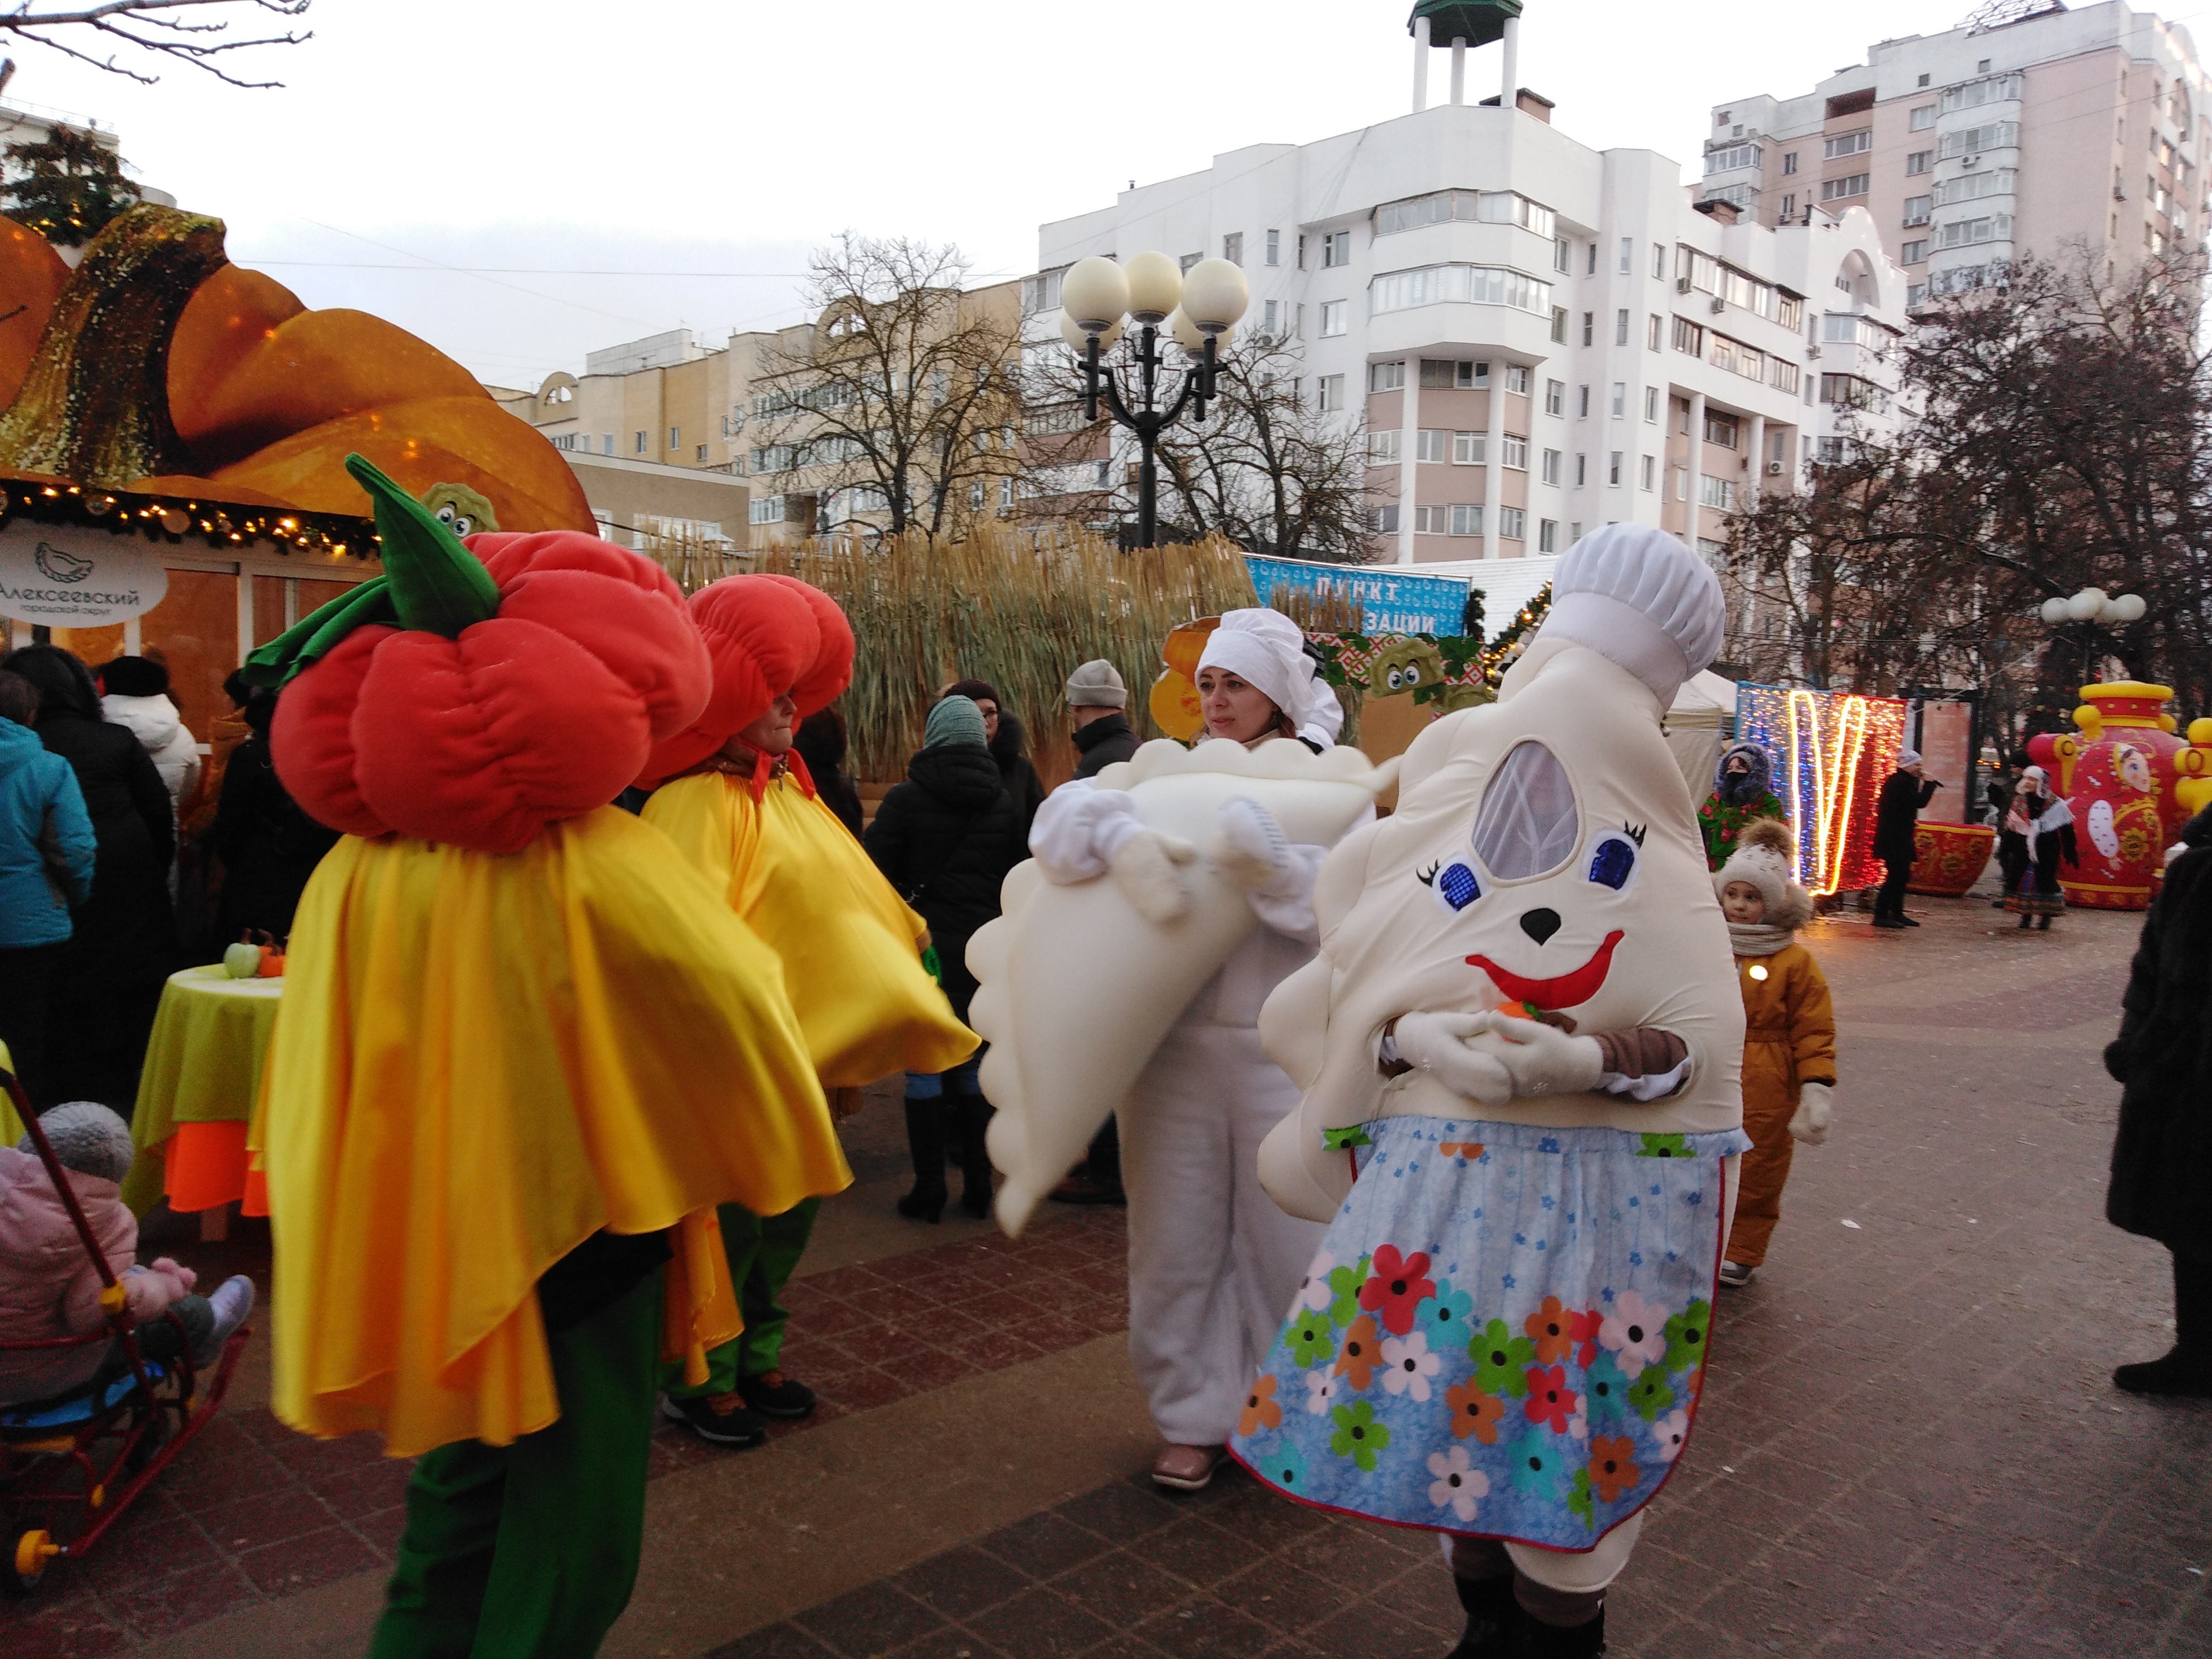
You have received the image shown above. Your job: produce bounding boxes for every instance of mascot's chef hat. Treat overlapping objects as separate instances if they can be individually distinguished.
[1197,608,1345,747]
[1535,525,1724,706]
[637,573,855,787]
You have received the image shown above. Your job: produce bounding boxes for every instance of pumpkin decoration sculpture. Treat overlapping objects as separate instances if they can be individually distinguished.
[2028,682,2212,910]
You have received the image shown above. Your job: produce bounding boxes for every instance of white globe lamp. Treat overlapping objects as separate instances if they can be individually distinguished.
[1180,258,1252,332]
[2114,592,2148,623]
[1059,257,1128,335]
[2039,597,2070,625]
[2066,588,2107,623]
[1123,252,1183,325]
[1060,311,1123,354]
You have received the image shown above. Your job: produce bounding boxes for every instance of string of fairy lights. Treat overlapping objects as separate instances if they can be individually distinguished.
[0,477,378,559]
[1736,683,1908,896]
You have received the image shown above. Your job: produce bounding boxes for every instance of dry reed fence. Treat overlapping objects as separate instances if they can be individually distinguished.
[709,523,1261,785]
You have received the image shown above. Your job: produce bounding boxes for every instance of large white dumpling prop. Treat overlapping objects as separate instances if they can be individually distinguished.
[968,737,1394,1236]
[1255,525,1747,1224]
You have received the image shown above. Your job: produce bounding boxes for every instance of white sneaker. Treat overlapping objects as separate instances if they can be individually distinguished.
[195,1275,256,1363]
[1716,1260,1756,1289]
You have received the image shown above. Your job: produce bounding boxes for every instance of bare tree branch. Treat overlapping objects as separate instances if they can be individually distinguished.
[1,0,310,88]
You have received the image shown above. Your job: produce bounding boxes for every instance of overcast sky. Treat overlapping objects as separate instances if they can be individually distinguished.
[9,0,2202,388]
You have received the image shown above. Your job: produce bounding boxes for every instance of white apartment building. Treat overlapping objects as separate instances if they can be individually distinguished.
[1030,29,1907,567]
[1704,0,2210,304]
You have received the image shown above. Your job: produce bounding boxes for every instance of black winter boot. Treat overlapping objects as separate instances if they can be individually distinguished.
[897,1095,948,1223]
[1511,1605,1605,1657]
[953,1095,996,1219]
[1448,1570,1521,1658]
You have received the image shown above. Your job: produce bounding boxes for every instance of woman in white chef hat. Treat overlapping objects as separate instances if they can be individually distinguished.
[1026,607,1351,1491]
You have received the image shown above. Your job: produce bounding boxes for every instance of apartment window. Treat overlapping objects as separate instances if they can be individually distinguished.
[1614,308,1630,345]
[1703,410,1739,448]
[1544,378,1565,415]
[1581,311,1594,346]
[1505,364,1531,394]
[1618,237,1633,273]
[1780,193,1796,217]
[1917,72,1930,87]
[1322,230,1351,267]
[1570,521,1583,543]
[1653,244,1667,279]
[1643,386,1660,422]
[696,443,708,463]
[1266,229,1280,266]
[1367,430,1402,463]
[1909,104,1937,131]
[1451,431,1485,465]
[1823,129,1871,160]
[1942,72,2022,114]
[1420,358,1488,389]
[1320,300,1348,337]
[1369,360,1406,392]
[1449,505,1484,537]
[1574,454,1588,485]
[1549,306,1568,343]
[1414,505,1447,534]
[634,431,648,454]
[1906,149,1932,175]
[601,434,615,455]
[1317,373,1346,411]
[1610,382,1626,417]
[1936,168,2017,206]
[1541,448,1562,484]
[1699,474,1737,510]
[1901,238,1928,264]
[1940,122,2019,158]
[1554,236,1571,272]
[969,481,986,510]
[1418,429,1450,462]
[1224,232,1243,265]
[1179,252,1201,273]
[1607,451,1623,485]
[1297,233,1307,269]
[1001,478,1014,510]
[1821,174,1869,203]
[1586,240,1597,275]
[1903,195,1932,227]
[1370,265,1553,316]
[749,495,785,526]
[1373,504,1400,533]
[1498,507,1527,540]
[1639,455,1656,492]
[1538,518,1559,552]
[1501,434,1528,469]
[1647,313,1663,350]
[664,426,678,450]
[1781,152,1799,175]
[1262,299,1280,336]
[1937,212,2013,248]
[1673,465,1688,500]
[1577,385,1590,417]
[1672,316,1704,355]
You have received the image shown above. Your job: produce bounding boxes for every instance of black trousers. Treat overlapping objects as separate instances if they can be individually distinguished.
[0,943,63,1108]
[1876,857,1912,922]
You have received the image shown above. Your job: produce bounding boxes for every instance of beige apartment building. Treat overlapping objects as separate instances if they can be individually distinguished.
[500,280,1022,550]
[1702,0,2209,305]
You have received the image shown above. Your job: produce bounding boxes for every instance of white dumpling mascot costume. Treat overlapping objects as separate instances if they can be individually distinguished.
[1228,527,1748,1656]
[968,608,1394,1491]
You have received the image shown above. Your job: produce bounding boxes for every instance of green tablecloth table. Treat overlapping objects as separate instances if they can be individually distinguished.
[122,965,285,1218]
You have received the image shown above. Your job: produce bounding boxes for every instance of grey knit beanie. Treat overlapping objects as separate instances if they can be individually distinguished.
[1065,659,1127,709]
[21,1101,134,1183]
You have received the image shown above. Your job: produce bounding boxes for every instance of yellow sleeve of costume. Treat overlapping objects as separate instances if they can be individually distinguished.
[259,806,849,1457]
[644,774,977,1085]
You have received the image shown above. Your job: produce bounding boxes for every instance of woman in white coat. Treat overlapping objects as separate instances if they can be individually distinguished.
[1028,609,1349,1490]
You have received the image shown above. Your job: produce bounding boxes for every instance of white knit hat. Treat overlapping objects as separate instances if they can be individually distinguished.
[1537,524,1725,704]
[1197,608,1344,747]
[1713,818,1812,928]
[20,1101,133,1183]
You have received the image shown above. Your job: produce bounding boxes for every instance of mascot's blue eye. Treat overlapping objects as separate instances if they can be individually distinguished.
[1438,862,1482,910]
[1588,839,1637,890]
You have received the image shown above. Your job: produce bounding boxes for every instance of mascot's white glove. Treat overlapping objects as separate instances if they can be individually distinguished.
[1110,830,1198,924]
[1209,796,1293,893]
[1461,1010,1606,1099]
[1789,1080,1834,1146]
[1389,1012,1515,1107]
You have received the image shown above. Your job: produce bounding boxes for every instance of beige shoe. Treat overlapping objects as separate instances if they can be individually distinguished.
[1150,1442,1226,1491]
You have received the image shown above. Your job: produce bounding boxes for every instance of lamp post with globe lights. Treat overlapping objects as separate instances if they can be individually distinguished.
[2038,587,2147,684]
[1057,253,1251,548]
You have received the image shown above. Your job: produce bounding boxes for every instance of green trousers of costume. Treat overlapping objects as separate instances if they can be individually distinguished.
[368,1271,660,1659]
[664,1196,821,1398]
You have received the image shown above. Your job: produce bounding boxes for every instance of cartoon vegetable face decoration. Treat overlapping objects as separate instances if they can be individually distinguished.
[246,454,710,853]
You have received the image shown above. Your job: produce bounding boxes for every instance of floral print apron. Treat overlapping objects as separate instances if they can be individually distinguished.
[1228,1115,1749,1551]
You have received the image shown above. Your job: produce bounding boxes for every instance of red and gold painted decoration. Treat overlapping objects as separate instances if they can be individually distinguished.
[2029,682,2212,911]
[1908,822,1995,896]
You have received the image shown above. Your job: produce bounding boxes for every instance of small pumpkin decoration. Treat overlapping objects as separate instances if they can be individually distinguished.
[250,454,709,853]
[0,205,593,533]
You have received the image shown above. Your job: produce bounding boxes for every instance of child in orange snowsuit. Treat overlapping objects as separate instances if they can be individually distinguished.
[1714,818,1837,1288]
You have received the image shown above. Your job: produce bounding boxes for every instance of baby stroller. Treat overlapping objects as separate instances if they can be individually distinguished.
[0,1068,250,1593]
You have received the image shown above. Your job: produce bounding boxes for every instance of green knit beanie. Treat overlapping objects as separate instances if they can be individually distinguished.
[925,696,988,750]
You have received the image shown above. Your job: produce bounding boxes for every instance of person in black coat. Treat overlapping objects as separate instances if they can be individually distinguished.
[1870,749,1940,929]
[791,706,865,840]
[865,696,1024,1222]
[2104,804,2212,1396]
[1067,658,1141,782]
[1989,749,2031,910]
[943,678,1046,843]
[1,644,177,1113]
[210,690,341,948]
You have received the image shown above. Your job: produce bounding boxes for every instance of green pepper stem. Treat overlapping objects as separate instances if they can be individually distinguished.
[343,453,500,637]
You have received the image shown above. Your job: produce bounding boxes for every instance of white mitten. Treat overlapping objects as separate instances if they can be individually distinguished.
[1789,1081,1834,1145]
[1110,830,1199,924]
[1465,1011,1606,1098]
[1209,795,1292,893]
[1390,1012,1515,1106]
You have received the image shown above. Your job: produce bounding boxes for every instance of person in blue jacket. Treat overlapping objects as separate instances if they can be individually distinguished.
[0,669,96,1107]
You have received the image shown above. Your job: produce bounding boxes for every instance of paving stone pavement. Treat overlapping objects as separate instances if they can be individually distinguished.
[5,892,2208,1658]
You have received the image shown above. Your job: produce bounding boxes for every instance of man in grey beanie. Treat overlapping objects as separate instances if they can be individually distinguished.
[1067,660,1139,781]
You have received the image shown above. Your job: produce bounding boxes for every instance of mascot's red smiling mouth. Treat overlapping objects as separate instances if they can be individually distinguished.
[1468,931,1625,1010]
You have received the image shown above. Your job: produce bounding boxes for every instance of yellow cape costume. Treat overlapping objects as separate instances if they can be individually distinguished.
[259,806,849,1457]
[644,770,978,1084]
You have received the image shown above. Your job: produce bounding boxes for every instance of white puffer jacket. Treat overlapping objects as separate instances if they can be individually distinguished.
[102,693,201,810]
